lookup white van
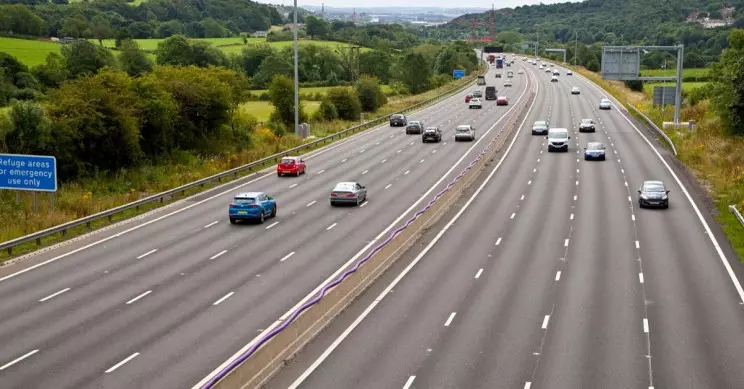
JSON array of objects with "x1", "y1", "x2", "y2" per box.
[{"x1": 546, "y1": 128, "x2": 570, "y2": 152}]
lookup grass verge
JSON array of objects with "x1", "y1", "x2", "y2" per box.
[
  {"x1": 569, "y1": 65, "x2": 744, "y2": 262},
  {"x1": 0, "y1": 69, "x2": 482, "y2": 262}
]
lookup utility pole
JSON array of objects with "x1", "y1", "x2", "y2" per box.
[
  {"x1": 293, "y1": 0, "x2": 299, "y2": 136},
  {"x1": 535, "y1": 30, "x2": 539, "y2": 58},
  {"x1": 574, "y1": 30, "x2": 578, "y2": 65}
]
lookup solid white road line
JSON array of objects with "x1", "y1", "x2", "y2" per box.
[
  {"x1": 555, "y1": 271, "x2": 561, "y2": 281},
  {"x1": 39, "y1": 287, "x2": 71, "y2": 302},
  {"x1": 444, "y1": 312, "x2": 457, "y2": 327},
  {"x1": 306, "y1": 200, "x2": 316, "y2": 207},
  {"x1": 475, "y1": 269, "x2": 483, "y2": 279},
  {"x1": 541, "y1": 315, "x2": 550, "y2": 329},
  {"x1": 265, "y1": 222, "x2": 279, "y2": 230},
  {"x1": 204, "y1": 67, "x2": 537, "y2": 389},
  {"x1": 136, "y1": 249, "x2": 157, "y2": 259},
  {"x1": 289, "y1": 183, "x2": 298, "y2": 189},
  {"x1": 204, "y1": 221, "x2": 219, "y2": 228},
  {"x1": 210, "y1": 250, "x2": 227, "y2": 260},
  {"x1": 643, "y1": 318, "x2": 650, "y2": 333},
  {"x1": 280, "y1": 252, "x2": 296, "y2": 262},
  {"x1": 105, "y1": 352, "x2": 139, "y2": 373},
  {"x1": 402, "y1": 376, "x2": 416, "y2": 389},
  {"x1": 125, "y1": 290, "x2": 152, "y2": 305},
  {"x1": 0, "y1": 349, "x2": 39, "y2": 371},
  {"x1": 326, "y1": 223, "x2": 337, "y2": 231},
  {"x1": 213, "y1": 292, "x2": 235, "y2": 306}
]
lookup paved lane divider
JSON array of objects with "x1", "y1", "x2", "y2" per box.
[{"x1": 198, "y1": 69, "x2": 539, "y2": 389}]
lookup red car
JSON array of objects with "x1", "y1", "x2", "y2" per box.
[
  {"x1": 465, "y1": 94, "x2": 473, "y2": 103},
  {"x1": 277, "y1": 156, "x2": 306, "y2": 176},
  {"x1": 496, "y1": 96, "x2": 509, "y2": 106}
]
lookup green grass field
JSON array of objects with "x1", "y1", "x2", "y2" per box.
[
  {"x1": 250, "y1": 85, "x2": 394, "y2": 98},
  {"x1": 0, "y1": 37, "x2": 63, "y2": 67},
  {"x1": 642, "y1": 81, "x2": 708, "y2": 97},
  {"x1": 239, "y1": 101, "x2": 321, "y2": 122},
  {"x1": 95, "y1": 37, "x2": 363, "y2": 53},
  {"x1": 640, "y1": 68, "x2": 710, "y2": 78}
]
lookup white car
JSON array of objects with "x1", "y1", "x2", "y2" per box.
[
  {"x1": 599, "y1": 98, "x2": 612, "y2": 110},
  {"x1": 518, "y1": 69, "x2": 524, "y2": 74},
  {"x1": 504, "y1": 80, "x2": 512, "y2": 87},
  {"x1": 545, "y1": 68, "x2": 552, "y2": 73},
  {"x1": 539, "y1": 64, "x2": 545, "y2": 69},
  {"x1": 455, "y1": 125, "x2": 476, "y2": 142},
  {"x1": 546, "y1": 128, "x2": 570, "y2": 152},
  {"x1": 571, "y1": 86, "x2": 580, "y2": 94},
  {"x1": 551, "y1": 75, "x2": 558, "y2": 82},
  {"x1": 469, "y1": 98, "x2": 482, "y2": 109},
  {"x1": 566, "y1": 70, "x2": 573, "y2": 75},
  {"x1": 553, "y1": 70, "x2": 560, "y2": 76}
]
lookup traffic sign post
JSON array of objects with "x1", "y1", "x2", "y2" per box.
[
  {"x1": 0, "y1": 153, "x2": 57, "y2": 192},
  {"x1": 545, "y1": 48, "x2": 567, "y2": 63}
]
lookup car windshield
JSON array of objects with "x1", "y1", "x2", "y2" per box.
[
  {"x1": 643, "y1": 183, "x2": 665, "y2": 192},
  {"x1": 534, "y1": 121, "x2": 547, "y2": 127},
  {"x1": 601, "y1": 99, "x2": 610, "y2": 103},
  {"x1": 424, "y1": 128, "x2": 437, "y2": 132},
  {"x1": 407, "y1": 122, "x2": 420, "y2": 126},
  {"x1": 456, "y1": 127, "x2": 471, "y2": 133},
  {"x1": 550, "y1": 131, "x2": 568, "y2": 138},
  {"x1": 280, "y1": 158, "x2": 295, "y2": 164},
  {"x1": 581, "y1": 119, "x2": 593, "y2": 124},
  {"x1": 233, "y1": 197, "x2": 256, "y2": 204},
  {"x1": 586, "y1": 143, "x2": 603, "y2": 150},
  {"x1": 392, "y1": 114, "x2": 403, "y2": 119}
]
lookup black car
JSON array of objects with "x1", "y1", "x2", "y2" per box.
[
  {"x1": 390, "y1": 114, "x2": 407, "y2": 127},
  {"x1": 422, "y1": 127, "x2": 442, "y2": 142},
  {"x1": 578, "y1": 118, "x2": 596, "y2": 133},
  {"x1": 638, "y1": 180, "x2": 670, "y2": 209},
  {"x1": 405, "y1": 121, "x2": 424, "y2": 134}
]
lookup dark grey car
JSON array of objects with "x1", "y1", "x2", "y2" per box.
[
  {"x1": 638, "y1": 180, "x2": 670, "y2": 209},
  {"x1": 406, "y1": 121, "x2": 424, "y2": 134},
  {"x1": 390, "y1": 114, "x2": 407, "y2": 127},
  {"x1": 422, "y1": 127, "x2": 442, "y2": 143},
  {"x1": 579, "y1": 118, "x2": 596, "y2": 133}
]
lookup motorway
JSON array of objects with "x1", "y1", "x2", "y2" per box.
[
  {"x1": 266, "y1": 60, "x2": 744, "y2": 389},
  {"x1": 0, "y1": 59, "x2": 535, "y2": 388}
]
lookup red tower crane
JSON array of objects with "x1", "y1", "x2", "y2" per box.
[{"x1": 452, "y1": 4, "x2": 496, "y2": 42}]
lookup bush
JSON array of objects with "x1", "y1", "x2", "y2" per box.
[
  {"x1": 355, "y1": 75, "x2": 387, "y2": 112},
  {"x1": 624, "y1": 79, "x2": 644, "y2": 92},
  {"x1": 326, "y1": 87, "x2": 362, "y2": 121},
  {"x1": 315, "y1": 99, "x2": 339, "y2": 121}
]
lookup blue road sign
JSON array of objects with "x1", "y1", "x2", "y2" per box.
[
  {"x1": 0, "y1": 153, "x2": 57, "y2": 192},
  {"x1": 453, "y1": 69, "x2": 465, "y2": 79}
]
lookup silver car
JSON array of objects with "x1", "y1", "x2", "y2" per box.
[
  {"x1": 531, "y1": 120, "x2": 549, "y2": 135},
  {"x1": 455, "y1": 125, "x2": 476, "y2": 141},
  {"x1": 469, "y1": 98, "x2": 482, "y2": 109},
  {"x1": 599, "y1": 98, "x2": 612, "y2": 110},
  {"x1": 330, "y1": 182, "x2": 367, "y2": 206}
]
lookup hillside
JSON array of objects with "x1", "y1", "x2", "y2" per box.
[{"x1": 438, "y1": 0, "x2": 743, "y2": 62}]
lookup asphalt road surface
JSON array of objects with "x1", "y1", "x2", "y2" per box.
[
  {"x1": 266, "y1": 60, "x2": 744, "y2": 389},
  {"x1": 0, "y1": 60, "x2": 536, "y2": 388}
]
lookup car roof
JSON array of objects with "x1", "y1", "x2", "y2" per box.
[
  {"x1": 408, "y1": 121, "x2": 421, "y2": 124},
  {"x1": 549, "y1": 127, "x2": 568, "y2": 131},
  {"x1": 643, "y1": 180, "x2": 664, "y2": 186},
  {"x1": 424, "y1": 126, "x2": 439, "y2": 130},
  {"x1": 581, "y1": 118, "x2": 593, "y2": 122},
  {"x1": 334, "y1": 182, "x2": 359, "y2": 189},
  {"x1": 587, "y1": 141, "x2": 604, "y2": 147},
  {"x1": 534, "y1": 120, "x2": 548, "y2": 125},
  {"x1": 235, "y1": 191, "x2": 263, "y2": 198},
  {"x1": 281, "y1": 156, "x2": 299, "y2": 160}
]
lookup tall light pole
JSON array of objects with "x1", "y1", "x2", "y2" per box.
[{"x1": 293, "y1": 0, "x2": 299, "y2": 135}]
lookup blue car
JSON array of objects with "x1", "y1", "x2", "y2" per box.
[
  {"x1": 228, "y1": 192, "x2": 277, "y2": 224},
  {"x1": 583, "y1": 141, "x2": 606, "y2": 161}
]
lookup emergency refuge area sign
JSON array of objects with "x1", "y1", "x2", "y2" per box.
[{"x1": 0, "y1": 153, "x2": 57, "y2": 192}]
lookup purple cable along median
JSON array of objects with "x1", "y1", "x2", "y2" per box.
[{"x1": 201, "y1": 106, "x2": 524, "y2": 389}]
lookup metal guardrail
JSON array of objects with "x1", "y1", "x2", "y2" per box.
[
  {"x1": 0, "y1": 64, "x2": 487, "y2": 256},
  {"x1": 627, "y1": 105, "x2": 678, "y2": 156},
  {"x1": 200, "y1": 86, "x2": 536, "y2": 389},
  {"x1": 730, "y1": 205, "x2": 744, "y2": 228}
]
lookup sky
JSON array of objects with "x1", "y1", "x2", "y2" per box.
[{"x1": 254, "y1": 0, "x2": 580, "y2": 8}]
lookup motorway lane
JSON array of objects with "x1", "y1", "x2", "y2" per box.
[
  {"x1": 264, "y1": 62, "x2": 580, "y2": 389},
  {"x1": 567, "y1": 72, "x2": 744, "y2": 388},
  {"x1": 0, "y1": 65, "x2": 536, "y2": 388}
]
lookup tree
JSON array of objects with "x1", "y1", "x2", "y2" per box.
[
  {"x1": 326, "y1": 87, "x2": 361, "y2": 121},
  {"x1": 61, "y1": 39, "x2": 117, "y2": 78},
  {"x1": 155, "y1": 35, "x2": 227, "y2": 68},
  {"x1": 305, "y1": 16, "x2": 329, "y2": 39},
  {"x1": 237, "y1": 44, "x2": 275, "y2": 77},
  {"x1": 355, "y1": 75, "x2": 387, "y2": 112},
  {"x1": 711, "y1": 29, "x2": 744, "y2": 135},
  {"x1": 5, "y1": 100, "x2": 52, "y2": 155},
  {"x1": 359, "y1": 50, "x2": 393, "y2": 83},
  {"x1": 118, "y1": 39, "x2": 153, "y2": 77},
  {"x1": 268, "y1": 74, "x2": 305, "y2": 127},
  {"x1": 252, "y1": 53, "x2": 292, "y2": 88},
  {"x1": 395, "y1": 52, "x2": 431, "y2": 94},
  {"x1": 90, "y1": 14, "x2": 113, "y2": 46},
  {"x1": 32, "y1": 52, "x2": 69, "y2": 90}
]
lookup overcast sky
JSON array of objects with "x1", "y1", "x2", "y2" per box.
[{"x1": 255, "y1": 0, "x2": 580, "y2": 8}]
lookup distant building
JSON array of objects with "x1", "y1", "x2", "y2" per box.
[
  {"x1": 251, "y1": 31, "x2": 269, "y2": 37},
  {"x1": 686, "y1": 7, "x2": 735, "y2": 29}
]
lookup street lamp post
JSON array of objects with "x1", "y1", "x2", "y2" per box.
[{"x1": 293, "y1": 0, "x2": 299, "y2": 136}]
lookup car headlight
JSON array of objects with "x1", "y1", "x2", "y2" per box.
[
  {"x1": 662, "y1": 194, "x2": 668, "y2": 200},
  {"x1": 641, "y1": 194, "x2": 649, "y2": 199}
]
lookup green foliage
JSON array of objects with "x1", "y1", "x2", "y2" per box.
[
  {"x1": 395, "y1": 51, "x2": 431, "y2": 94},
  {"x1": 252, "y1": 53, "x2": 292, "y2": 88},
  {"x1": 710, "y1": 28, "x2": 744, "y2": 135},
  {"x1": 4, "y1": 100, "x2": 51, "y2": 155},
  {"x1": 118, "y1": 39, "x2": 153, "y2": 77},
  {"x1": 31, "y1": 52, "x2": 68, "y2": 90},
  {"x1": 306, "y1": 16, "x2": 330, "y2": 39},
  {"x1": 325, "y1": 87, "x2": 361, "y2": 121},
  {"x1": 237, "y1": 44, "x2": 275, "y2": 77},
  {"x1": 268, "y1": 74, "x2": 306, "y2": 127},
  {"x1": 155, "y1": 35, "x2": 228, "y2": 68},
  {"x1": 359, "y1": 50, "x2": 393, "y2": 84},
  {"x1": 355, "y1": 75, "x2": 387, "y2": 112},
  {"x1": 624, "y1": 80, "x2": 644, "y2": 92},
  {"x1": 315, "y1": 99, "x2": 338, "y2": 121},
  {"x1": 61, "y1": 39, "x2": 117, "y2": 78}
]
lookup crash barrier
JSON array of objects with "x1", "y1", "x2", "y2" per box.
[
  {"x1": 203, "y1": 86, "x2": 538, "y2": 389},
  {"x1": 1, "y1": 63, "x2": 488, "y2": 257}
]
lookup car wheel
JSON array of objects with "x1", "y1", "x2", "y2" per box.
[
  {"x1": 277, "y1": 172, "x2": 282, "y2": 177},
  {"x1": 600, "y1": 156, "x2": 606, "y2": 161},
  {"x1": 330, "y1": 200, "x2": 336, "y2": 206},
  {"x1": 229, "y1": 218, "x2": 237, "y2": 224},
  {"x1": 663, "y1": 203, "x2": 669, "y2": 209},
  {"x1": 639, "y1": 202, "x2": 645, "y2": 209},
  {"x1": 271, "y1": 205, "x2": 277, "y2": 218},
  {"x1": 296, "y1": 169, "x2": 300, "y2": 177},
  {"x1": 258, "y1": 212, "x2": 265, "y2": 224},
  {"x1": 548, "y1": 145, "x2": 554, "y2": 152}
]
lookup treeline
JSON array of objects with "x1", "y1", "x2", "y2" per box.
[
  {"x1": 437, "y1": 0, "x2": 743, "y2": 66},
  {"x1": 0, "y1": 0, "x2": 283, "y2": 39},
  {"x1": 0, "y1": 38, "x2": 479, "y2": 181}
]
